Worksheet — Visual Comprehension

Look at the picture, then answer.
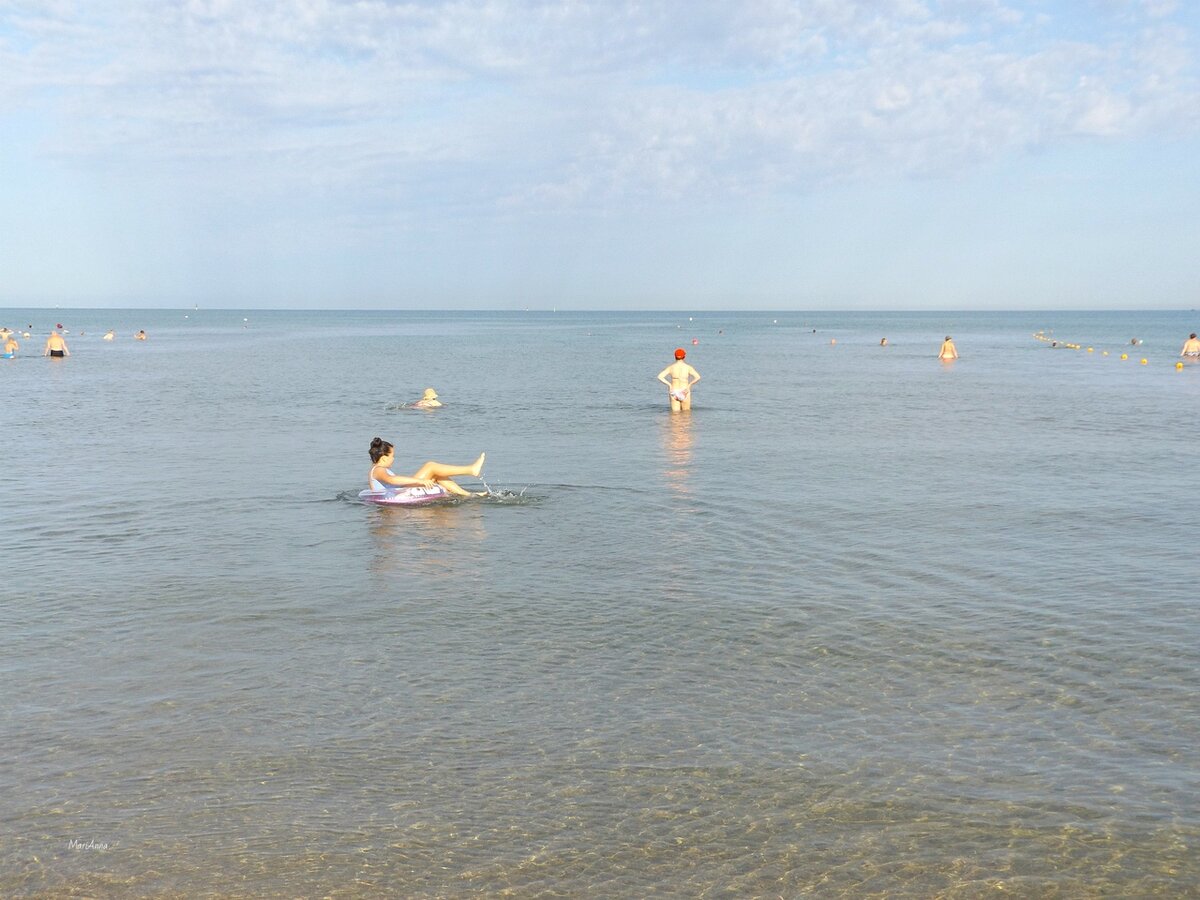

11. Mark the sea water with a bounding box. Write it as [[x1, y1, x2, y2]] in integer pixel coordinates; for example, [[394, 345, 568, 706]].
[[1, 309, 1197, 895]]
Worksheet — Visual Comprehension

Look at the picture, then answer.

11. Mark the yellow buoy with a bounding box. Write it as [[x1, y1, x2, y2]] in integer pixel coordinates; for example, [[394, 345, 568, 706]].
[[1120, 353, 1128, 360], [1087, 347, 1093, 353], [1102, 351, 1108, 356], [1140, 358, 1148, 365], [1176, 362, 1184, 370]]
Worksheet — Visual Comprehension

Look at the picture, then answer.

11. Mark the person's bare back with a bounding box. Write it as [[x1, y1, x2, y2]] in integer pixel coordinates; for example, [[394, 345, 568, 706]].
[[44, 333, 69, 357], [657, 349, 701, 411]]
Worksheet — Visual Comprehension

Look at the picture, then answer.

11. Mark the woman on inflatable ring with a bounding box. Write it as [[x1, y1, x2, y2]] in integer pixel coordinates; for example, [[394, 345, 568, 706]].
[[367, 437, 485, 498]]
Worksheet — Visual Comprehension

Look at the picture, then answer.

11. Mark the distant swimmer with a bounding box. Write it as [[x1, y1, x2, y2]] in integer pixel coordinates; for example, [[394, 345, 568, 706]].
[[413, 388, 442, 409], [938, 336, 958, 360], [135, 330, 147, 341], [880, 338, 888, 346], [44, 332, 70, 358], [1, 335, 17, 358], [657, 348, 701, 412], [368, 437, 485, 498], [1181, 333, 1200, 358], [103, 330, 115, 341]]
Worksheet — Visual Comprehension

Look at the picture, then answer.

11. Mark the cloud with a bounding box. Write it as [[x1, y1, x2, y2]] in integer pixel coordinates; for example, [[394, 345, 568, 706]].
[[1141, 0, 1179, 18], [1, 0, 1197, 218]]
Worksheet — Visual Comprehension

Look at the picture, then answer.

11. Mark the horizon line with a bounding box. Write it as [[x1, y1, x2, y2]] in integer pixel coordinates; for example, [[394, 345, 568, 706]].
[[2, 306, 1197, 314]]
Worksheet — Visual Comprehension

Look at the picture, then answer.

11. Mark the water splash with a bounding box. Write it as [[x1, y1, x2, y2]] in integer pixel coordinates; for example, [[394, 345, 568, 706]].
[[478, 479, 535, 503]]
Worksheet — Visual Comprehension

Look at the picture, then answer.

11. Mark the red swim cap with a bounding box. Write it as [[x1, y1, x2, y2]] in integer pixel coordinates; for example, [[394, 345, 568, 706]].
[[674, 348, 686, 359]]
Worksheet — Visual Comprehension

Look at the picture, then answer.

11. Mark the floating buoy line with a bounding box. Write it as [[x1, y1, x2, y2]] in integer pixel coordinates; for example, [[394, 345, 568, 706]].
[[1033, 331, 1181, 370]]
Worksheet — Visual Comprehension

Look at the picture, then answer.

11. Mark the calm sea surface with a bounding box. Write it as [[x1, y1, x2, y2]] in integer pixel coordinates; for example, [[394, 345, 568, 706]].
[[2, 308, 1198, 896]]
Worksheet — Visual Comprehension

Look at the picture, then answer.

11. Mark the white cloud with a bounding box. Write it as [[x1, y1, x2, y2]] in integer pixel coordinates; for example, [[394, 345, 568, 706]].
[[0, 0, 1197, 216], [875, 83, 913, 111], [1071, 83, 1132, 134], [1142, 0, 1179, 18]]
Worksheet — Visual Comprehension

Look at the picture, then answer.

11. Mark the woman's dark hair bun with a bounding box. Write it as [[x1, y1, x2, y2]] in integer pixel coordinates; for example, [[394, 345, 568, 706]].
[[369, 437, 393, 462]]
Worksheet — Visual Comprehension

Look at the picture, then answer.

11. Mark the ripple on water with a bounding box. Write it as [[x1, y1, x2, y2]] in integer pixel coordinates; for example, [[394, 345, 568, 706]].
[[3, 310, 1198, 895]]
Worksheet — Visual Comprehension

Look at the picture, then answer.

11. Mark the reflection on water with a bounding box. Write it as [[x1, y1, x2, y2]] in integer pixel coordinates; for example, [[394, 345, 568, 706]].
[[367, 502, 488, 580], [660, 413, 695, 496]]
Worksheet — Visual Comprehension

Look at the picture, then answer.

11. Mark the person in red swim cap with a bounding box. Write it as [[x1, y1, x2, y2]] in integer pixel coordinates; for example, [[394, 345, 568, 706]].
[[657, 348, 700, 411]]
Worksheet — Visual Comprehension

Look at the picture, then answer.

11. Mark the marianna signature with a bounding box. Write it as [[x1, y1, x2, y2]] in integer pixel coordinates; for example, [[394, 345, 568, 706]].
[[67, 838, 115, 851]]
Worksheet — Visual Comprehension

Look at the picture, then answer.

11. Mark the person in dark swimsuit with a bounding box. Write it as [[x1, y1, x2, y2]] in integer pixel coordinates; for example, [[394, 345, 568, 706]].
[[44, 333, 70, 358]]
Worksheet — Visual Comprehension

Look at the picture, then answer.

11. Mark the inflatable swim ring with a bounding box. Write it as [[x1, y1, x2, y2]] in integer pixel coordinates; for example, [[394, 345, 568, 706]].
[[358, 485, 449, 506]]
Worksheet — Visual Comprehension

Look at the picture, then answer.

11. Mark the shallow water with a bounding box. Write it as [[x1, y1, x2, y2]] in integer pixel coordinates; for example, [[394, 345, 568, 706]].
[[2, 308, 1198, 896]]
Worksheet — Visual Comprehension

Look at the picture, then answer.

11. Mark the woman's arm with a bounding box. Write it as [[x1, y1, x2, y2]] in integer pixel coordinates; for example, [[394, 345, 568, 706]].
[[374, 466, 436, 489], [373, 466, 417, 487]]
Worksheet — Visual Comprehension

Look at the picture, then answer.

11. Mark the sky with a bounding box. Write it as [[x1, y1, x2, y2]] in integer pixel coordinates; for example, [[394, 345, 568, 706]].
[[1, 0, 1198, 310]]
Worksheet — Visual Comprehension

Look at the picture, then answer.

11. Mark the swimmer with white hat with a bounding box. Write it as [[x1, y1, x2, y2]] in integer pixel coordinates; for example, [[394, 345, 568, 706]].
[[413, 388, 442, 409]]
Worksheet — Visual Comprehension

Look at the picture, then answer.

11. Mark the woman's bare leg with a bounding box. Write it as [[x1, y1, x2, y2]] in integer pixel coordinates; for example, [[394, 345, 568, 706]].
[[413, 453, 485, 482], [435, 478, 473, 497]]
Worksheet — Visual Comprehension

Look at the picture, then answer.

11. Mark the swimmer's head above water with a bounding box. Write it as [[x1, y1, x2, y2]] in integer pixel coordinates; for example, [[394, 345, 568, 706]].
[[369, 437, 394, 463], [421, 388, 438, 401], [674, 348, 686, 360]]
